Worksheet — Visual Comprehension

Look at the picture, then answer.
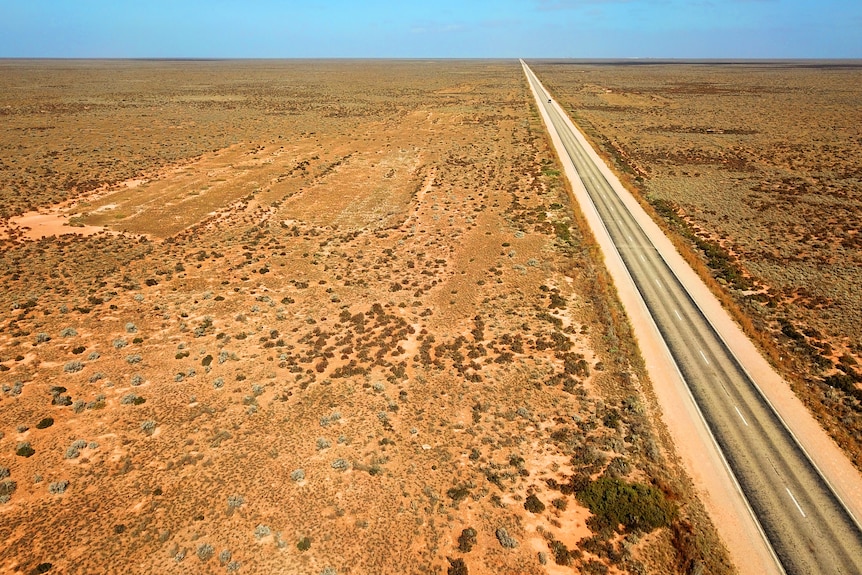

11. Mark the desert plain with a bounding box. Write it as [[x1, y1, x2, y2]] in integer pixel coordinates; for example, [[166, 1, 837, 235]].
[[0, 57, 858, 575]]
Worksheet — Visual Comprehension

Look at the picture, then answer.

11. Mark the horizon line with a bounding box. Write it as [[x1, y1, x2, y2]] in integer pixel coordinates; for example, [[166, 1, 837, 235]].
[[2, 56, 862, 63]]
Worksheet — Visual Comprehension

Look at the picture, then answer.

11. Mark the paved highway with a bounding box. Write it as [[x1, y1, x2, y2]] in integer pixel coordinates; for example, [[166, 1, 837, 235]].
[[521, 60, 862, 575]]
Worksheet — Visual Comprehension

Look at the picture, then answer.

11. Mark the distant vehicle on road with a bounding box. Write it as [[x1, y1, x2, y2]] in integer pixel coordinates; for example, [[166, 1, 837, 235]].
[[548, 98, 551, 103]]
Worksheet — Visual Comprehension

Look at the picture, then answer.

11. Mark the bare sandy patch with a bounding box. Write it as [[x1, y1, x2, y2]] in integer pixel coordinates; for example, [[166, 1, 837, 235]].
[[5, 209, 108, 241]]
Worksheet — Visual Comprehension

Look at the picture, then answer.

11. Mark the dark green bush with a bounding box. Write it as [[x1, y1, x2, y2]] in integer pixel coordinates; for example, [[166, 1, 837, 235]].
[[524, 493, 545, 514], [577, 476, 675, 534], [35, 417, 54, 429], [447, 557, 468, 575], [457, 527, 477, 552], [550, 539, 579, 566], [15, 442, 35, 457], [0, 479, 16, 500], [447, 485, 471, 504], [582, 559, 609, 575]]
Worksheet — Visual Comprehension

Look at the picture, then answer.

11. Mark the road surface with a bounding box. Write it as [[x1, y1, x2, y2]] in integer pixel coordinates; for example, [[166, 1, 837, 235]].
[[521, 60, 862, 575]]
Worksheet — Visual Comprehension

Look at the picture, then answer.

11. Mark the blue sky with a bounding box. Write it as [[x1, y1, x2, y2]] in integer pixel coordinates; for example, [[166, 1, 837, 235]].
[[1, 0, 859, 58]]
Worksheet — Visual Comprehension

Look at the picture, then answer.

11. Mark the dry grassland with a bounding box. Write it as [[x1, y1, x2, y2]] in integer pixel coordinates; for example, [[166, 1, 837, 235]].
[[531, 60, 862, 467], [0, 60, 728, 575]]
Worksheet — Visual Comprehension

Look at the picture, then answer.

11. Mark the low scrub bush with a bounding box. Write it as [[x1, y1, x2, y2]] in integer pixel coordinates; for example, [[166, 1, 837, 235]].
[[524, 493, 546, 513], [48, 480, 69, 494], [577, 476, 676, 534], [35, 417, 54, 429], [457, 527, 477, 552], [64, 361, 84, 374]]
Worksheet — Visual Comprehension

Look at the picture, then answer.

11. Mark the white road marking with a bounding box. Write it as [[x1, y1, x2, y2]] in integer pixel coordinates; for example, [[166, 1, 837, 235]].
[[640, 254, 647, 263], [735, 406, 749, 427], [699, 349, 710, 365], [674, 309, 682, 321], [654, 278, 662, 289], [786, 488, 807, 518]]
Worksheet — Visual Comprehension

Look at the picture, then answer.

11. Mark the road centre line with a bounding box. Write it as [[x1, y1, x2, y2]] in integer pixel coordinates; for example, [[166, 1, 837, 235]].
[[735, 406, 749, 427], [674, 309, 682, 321], [786, 488, 807, 518], [699, 349, 710, 365]]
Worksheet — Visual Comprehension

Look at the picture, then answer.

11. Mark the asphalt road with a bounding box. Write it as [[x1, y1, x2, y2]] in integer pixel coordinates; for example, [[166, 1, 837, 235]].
[[521, 60, 862, 575]]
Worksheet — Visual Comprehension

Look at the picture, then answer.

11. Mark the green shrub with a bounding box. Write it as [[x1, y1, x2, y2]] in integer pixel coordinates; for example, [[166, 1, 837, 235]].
[[457, 527, 477, 552], [495, 527, 518, 548], [121, 393, 145, 405], [48, 480, 69, 494], [0, 479, 16, 503], [197, 543, 214, 562], [524, 493, 546, 513], [447, 485, 471, 504], [65, 439, 87, 459], [35, 417, 54, 429], [447, 557, 468, 575], [577, 476, 675, 534], [550, 538, 579, 566], [64, 361, 84, 373]]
